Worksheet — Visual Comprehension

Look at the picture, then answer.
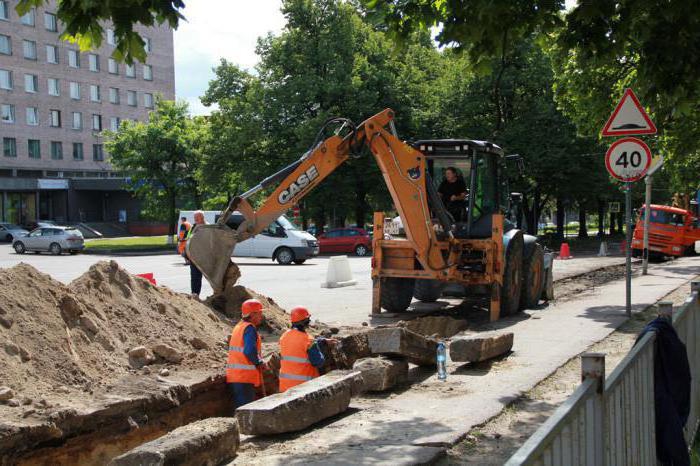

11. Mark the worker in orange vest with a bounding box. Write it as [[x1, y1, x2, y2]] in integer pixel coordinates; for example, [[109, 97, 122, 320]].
[[226, 299, 266, 409], [177, 216, 192, 263], [278, 306, 332, 392]]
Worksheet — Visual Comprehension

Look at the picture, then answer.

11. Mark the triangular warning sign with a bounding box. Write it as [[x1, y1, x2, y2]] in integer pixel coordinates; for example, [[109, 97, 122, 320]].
[[601, 88, 657, 136]]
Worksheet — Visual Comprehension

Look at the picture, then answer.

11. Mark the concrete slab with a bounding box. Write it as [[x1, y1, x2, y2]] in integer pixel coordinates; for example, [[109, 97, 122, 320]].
[[449, 331, 514, 363], [367, 328, 437, 366], [353, 357, 408, 392], [231, 256, 700, 461]]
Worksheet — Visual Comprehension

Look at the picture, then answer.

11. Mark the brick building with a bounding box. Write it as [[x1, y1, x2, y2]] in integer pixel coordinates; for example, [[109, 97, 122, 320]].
[[0, 0, 175, 225]]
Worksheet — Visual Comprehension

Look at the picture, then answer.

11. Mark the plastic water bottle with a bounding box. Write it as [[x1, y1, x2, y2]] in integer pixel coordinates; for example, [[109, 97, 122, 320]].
[[437, 341, 447, 381]]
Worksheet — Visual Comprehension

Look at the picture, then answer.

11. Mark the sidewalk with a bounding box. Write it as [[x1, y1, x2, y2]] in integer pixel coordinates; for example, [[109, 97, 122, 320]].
[[231, 256, 700, 465]]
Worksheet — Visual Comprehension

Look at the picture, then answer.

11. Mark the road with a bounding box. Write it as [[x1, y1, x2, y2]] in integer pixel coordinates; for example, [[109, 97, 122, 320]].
[[0, 243, 625, 326]]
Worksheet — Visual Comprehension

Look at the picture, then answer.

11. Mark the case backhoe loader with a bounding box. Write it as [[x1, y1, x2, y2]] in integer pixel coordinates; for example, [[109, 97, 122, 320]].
[[187, 109, 553, 321]]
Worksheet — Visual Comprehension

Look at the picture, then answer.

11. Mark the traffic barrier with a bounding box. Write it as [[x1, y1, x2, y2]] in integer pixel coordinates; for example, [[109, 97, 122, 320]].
[[321, 255, 357, 288], [597, 241, 608, 257], [136, 273, 157, 285], [557, 243, 572, 260]]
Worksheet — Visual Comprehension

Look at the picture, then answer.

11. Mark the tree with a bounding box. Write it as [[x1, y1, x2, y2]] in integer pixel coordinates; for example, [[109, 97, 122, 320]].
[[16, 0, 184, 63], [106, 100, 205, 239]]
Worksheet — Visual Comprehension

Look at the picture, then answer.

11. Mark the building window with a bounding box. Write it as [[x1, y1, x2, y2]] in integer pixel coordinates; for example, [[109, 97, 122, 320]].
[[107, 29, 115, 45], [3, 137, 16, 157], [23, 40, 37, 60], [68, 49, 79, 68], [26, 107, 38, 126], [28, 139, 40, 159], [50, 109, 61, 127], [0, 1, 8, 21], [24, 74, 38, 93], [144, 93, 154, 108], [88, 53, 99, 72], [20, 8, 35, 26], [110, 117, 121, 131], [93, 144, 104, 161], [72, 111, 82, 130], [143, 64, 153, 81], [69, 81, 80, 100], [46, 44, 59, 63], [48, 78, 60, 96], [0, 69, 12, 90], [44, 12, 57, 31], [90, 84, 100, 102], [109, 87, 120, 104], [72, 142, 83, 160], [92, 114, 102, 131], [125, 64, 135, 78], [50, 141, 63, 160], [0, 34, 10, 55], [143, 36, 152, 52], [1, 103, 14, 123], [127, 90, 137, 106], [108, 58, 118, 74]]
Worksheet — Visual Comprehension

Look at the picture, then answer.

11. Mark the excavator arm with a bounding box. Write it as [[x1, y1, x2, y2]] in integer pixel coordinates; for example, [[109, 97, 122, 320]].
[[187, 109, 448, 292]]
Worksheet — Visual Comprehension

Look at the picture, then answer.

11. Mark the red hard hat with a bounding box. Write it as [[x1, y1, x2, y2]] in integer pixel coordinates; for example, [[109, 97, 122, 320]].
[[241, 299, 263, 317], [290, 306, 311, 323]]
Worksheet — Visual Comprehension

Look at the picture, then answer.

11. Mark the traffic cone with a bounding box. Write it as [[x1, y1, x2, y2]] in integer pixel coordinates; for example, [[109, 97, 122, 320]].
[[557, 243, 572, 260], [136, 273, 156, 285], [597, 241, 608, 257]]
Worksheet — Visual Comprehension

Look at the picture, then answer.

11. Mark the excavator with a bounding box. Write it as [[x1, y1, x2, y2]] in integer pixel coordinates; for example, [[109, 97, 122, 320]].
[[187, 109, 553, 321]]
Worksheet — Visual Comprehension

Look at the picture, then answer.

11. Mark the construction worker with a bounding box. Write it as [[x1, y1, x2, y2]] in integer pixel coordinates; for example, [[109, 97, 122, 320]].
[[177, 216, 192, 263], [226, 299, 266, 409], [187, 211, 206, 298], [278, 306, 330, 392], [438, 167, 467, 221]]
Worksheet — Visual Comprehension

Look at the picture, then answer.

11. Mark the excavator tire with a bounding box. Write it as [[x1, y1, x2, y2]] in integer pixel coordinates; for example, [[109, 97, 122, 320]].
[[413, 279, 445, 302], [520, 243, 545, 309], [380, 277, 416, 312], [501, 232, 524, 316]]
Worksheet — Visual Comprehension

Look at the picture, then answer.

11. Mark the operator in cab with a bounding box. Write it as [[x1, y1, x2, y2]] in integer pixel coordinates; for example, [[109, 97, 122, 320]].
[[438, 167, 467, 221]]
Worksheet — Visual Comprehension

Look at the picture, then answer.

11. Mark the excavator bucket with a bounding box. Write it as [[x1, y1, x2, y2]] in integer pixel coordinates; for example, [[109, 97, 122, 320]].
[[186, 224, 239, 292]]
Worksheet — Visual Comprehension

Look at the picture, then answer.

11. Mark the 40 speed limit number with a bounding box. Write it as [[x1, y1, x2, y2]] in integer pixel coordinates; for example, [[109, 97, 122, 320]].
[[605, 137, 652, 182]]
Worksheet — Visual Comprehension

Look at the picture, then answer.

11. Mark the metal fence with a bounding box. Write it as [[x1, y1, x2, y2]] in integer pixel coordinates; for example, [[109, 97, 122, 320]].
[[506, 281, 700, 466]]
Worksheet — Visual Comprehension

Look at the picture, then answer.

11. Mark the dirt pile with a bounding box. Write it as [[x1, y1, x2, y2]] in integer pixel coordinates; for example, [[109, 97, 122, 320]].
[[0, 261, 232, 401]]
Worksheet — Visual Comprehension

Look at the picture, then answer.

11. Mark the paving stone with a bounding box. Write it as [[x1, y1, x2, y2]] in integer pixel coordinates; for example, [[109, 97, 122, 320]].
[[449, 331, 514, 363], [353, 357, 408, 392], [236, 370, 363, 435], [366, 328, 437, 366], [109, 417, 239, 466]]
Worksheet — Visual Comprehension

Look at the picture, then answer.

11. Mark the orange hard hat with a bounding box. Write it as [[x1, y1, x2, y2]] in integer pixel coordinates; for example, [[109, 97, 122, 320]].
[[290, 306, 311, 323], [241, 299, 263, 317]]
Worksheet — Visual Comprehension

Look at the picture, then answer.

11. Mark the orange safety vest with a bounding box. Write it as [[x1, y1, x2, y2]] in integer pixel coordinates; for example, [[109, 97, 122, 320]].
[[279, 329, 320, 392], [226, 321, 262, 386], [177, 221, 191, 254]]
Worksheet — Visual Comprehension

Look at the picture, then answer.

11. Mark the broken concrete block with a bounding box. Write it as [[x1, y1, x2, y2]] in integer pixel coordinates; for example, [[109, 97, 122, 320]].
[[449, 331, 514, 363], [353, 357, 408, 392], [109, 417, 239, 466], [366, 328, 437, 366], [128, 346, 148, 359], [152, 343, 183, 364], [325, 333, 372, 369], [236, 370, 363, 435]]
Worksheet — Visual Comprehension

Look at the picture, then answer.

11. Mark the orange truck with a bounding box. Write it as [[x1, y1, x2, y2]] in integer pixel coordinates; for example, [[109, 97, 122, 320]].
[[631, 204, 700, 258]]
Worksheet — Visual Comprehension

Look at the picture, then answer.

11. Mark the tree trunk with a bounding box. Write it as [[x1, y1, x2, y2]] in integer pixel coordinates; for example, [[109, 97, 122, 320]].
[[312, 207, 326, 235], [609, 211, 616, 234], [556, 198, 565, 238], [597, 199, 605, 237], [617, 212, 624, 233], [168, 191, 177, 245], [531, 187, 541, 235], [578, 204, 588, 238]]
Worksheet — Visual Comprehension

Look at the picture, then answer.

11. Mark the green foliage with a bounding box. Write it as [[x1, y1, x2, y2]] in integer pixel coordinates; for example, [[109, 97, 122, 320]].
[[16, 0, 184, 63], [105, 99, 205, 234]]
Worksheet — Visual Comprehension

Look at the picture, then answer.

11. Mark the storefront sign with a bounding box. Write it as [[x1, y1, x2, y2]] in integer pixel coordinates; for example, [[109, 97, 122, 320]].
[[37, 179, 69, 190]]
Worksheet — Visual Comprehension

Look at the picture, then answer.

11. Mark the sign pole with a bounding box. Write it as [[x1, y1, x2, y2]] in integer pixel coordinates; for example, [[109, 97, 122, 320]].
[[642, 157, 664, 275], [625, 182, 632, 317]]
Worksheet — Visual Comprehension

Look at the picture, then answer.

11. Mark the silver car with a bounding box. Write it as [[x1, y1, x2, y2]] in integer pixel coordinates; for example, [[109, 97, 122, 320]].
[[0, 223, 29, 242], [13, 226, 84, 255]]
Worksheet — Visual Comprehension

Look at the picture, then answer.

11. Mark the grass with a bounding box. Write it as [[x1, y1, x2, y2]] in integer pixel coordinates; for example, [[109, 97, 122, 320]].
[[84, 235, 175, 251]]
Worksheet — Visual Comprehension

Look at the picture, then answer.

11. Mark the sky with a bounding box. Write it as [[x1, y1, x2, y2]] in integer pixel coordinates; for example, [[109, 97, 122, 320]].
[[173, 1, 285, 116]]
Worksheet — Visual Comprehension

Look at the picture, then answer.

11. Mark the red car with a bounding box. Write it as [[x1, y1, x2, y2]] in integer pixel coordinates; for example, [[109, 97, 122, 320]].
[[318, 228, 371, 256]]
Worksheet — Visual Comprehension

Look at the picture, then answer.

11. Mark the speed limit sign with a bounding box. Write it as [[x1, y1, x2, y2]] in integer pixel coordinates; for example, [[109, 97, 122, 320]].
[[605, 137, 652, 182]]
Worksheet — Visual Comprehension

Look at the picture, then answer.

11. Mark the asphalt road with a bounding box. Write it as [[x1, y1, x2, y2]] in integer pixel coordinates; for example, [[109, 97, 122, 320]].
[[0, 243, 625, 326]]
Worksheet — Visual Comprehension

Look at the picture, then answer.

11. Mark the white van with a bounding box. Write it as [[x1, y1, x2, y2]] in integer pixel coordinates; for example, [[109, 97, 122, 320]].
[[178, 211, 319, 264]]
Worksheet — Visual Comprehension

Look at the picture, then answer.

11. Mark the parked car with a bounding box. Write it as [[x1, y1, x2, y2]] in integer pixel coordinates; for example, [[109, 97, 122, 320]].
[[12, 226, 84, 255], [318, 227, 371, 256], [178, 211, 319, 265], [0, 223, 29, 242]]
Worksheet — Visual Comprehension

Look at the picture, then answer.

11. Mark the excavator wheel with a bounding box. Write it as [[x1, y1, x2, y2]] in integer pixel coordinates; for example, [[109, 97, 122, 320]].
[[413, 279, 445, 303], [501, 232, 524, 316], [520, 243, 545, 309], [380, 277, 416, 312]]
